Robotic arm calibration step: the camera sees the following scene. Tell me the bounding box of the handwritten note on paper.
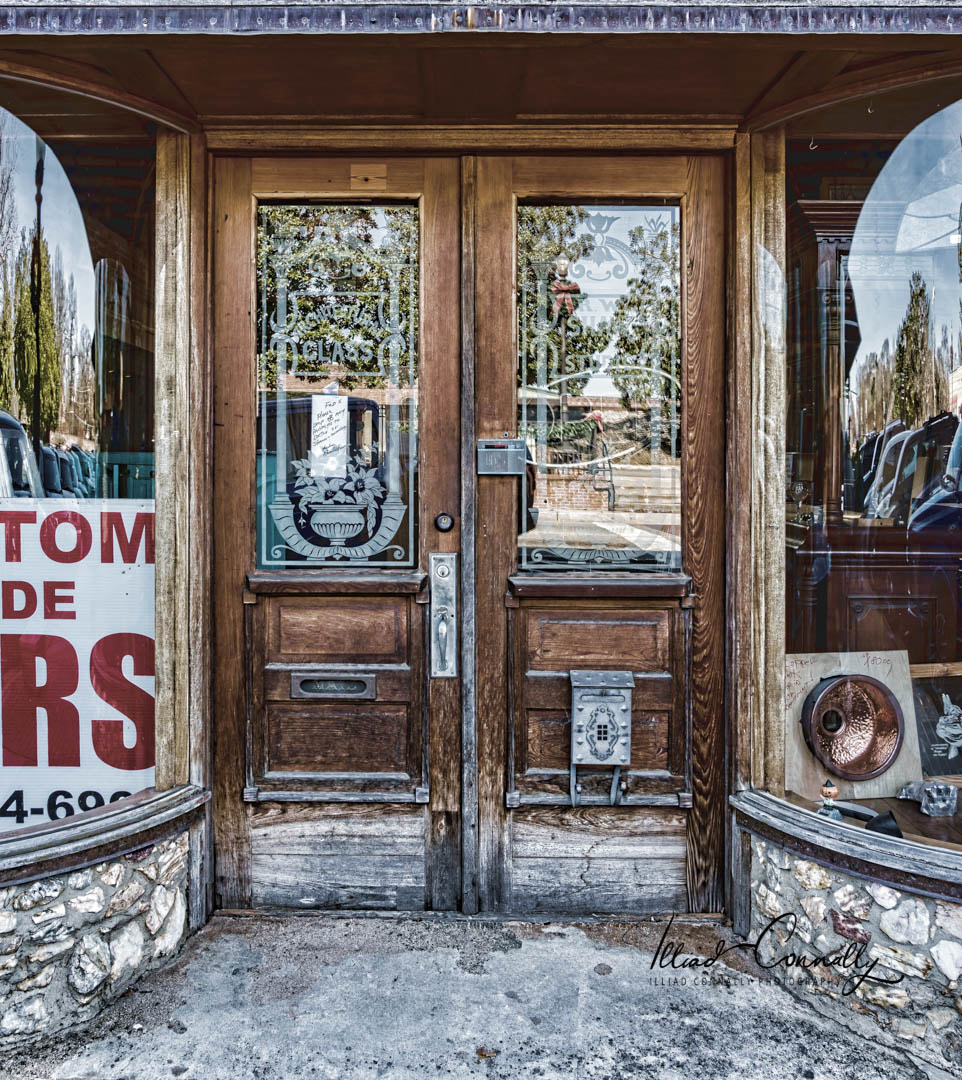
[310,394,349,478]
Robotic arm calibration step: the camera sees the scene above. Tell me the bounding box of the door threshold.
[215,908,728,925]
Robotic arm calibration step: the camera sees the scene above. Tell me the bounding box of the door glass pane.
[256,204,418,568]
[518,204,682,571]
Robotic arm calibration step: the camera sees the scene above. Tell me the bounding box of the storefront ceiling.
[2,32,962,137]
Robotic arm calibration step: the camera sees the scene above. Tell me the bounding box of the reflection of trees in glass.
[607,219,680,409]
[12,230,60,439]
[0,121,87,439]
[256,205,417,392]
[0,119,16,412]
[891,271,946,427]
[517,206,609,393]
[853,340,894,435]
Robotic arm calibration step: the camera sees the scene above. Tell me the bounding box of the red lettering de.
[1,581,37,619]
[39,511,92,564]
[0,634,80,766]
[43,581,76,620]
[90,633,155,771]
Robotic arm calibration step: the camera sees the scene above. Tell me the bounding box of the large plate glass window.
[256,204,419,569]
[0,100,156,832]
[517,203,682,571]
[783,88,962,822]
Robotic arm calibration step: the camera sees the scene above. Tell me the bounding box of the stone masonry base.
[749,837,962,1072]
[0,831,189,1044]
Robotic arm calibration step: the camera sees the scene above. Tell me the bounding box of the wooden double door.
[212,153,726,914]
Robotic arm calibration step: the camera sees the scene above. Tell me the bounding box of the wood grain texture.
[208,126,737,154]
[249,157,425,198]
[154,130,192,791]
[750,132,787,798]
[188,131,213,927]
[266,703,410,774]
[267,597,408,665]
[509,574,690,599]
[460,155,480,915]
[525,609,670,671]
[474,156,516,911]
[250,804,425,909]
[683,154,727,913]
[246,570,426,595]
[510,807,688,915]
[511,156,688,198]
[729,132,754,799]
[420,158,463,911]
[211,156,254,908]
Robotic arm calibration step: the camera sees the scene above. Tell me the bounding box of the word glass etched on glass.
[256,204,419,569]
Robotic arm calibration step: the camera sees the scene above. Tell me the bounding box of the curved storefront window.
[785,90,962,828]
[0,102,156,832]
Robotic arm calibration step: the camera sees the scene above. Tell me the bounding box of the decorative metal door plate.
[570,669,634,766]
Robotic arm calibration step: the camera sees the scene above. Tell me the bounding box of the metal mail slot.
[290,672,377,700]
[570,669,634,767]
[477,438,527,476]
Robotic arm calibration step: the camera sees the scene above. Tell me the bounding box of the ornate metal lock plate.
[570,670,634,766]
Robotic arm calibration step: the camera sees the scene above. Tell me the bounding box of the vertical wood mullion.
[211,156,254,908]
[750,130,787,798]
[475,156,516,911]
[684,155,728,912]
[460,155,480,914]
[154,129,191,790]
[421,158,463,910]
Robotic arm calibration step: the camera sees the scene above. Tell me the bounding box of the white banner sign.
[0,500,155,832]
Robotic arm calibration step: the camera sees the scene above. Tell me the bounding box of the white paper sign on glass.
[0,500,155,832]
[310,393,349,478]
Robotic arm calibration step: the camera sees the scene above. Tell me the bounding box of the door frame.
[208,145,730,915]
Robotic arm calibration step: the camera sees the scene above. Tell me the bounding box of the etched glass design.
[256,204,418,568]
[518,204,682,571]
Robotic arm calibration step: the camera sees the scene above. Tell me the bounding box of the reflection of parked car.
[909,414,962,535]
[864,428,911,518]
[56,448,85,498]
[0,411,42,498]
[68,445,96,496]
[877,412,958,524]
[39,445,64,497]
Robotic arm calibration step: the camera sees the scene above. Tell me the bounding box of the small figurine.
[898,780,958,818]
[935,693,962,760]
[817,779,843,820]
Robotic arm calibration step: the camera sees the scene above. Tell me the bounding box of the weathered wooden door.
[470,156,726,914]
[212,158,462,910]
[212,153,726,915]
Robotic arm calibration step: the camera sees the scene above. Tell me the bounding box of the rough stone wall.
[749,838,962,1070]
[0,831,188,1044]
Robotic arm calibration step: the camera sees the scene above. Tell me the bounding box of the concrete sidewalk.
[6,914,949,1080]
